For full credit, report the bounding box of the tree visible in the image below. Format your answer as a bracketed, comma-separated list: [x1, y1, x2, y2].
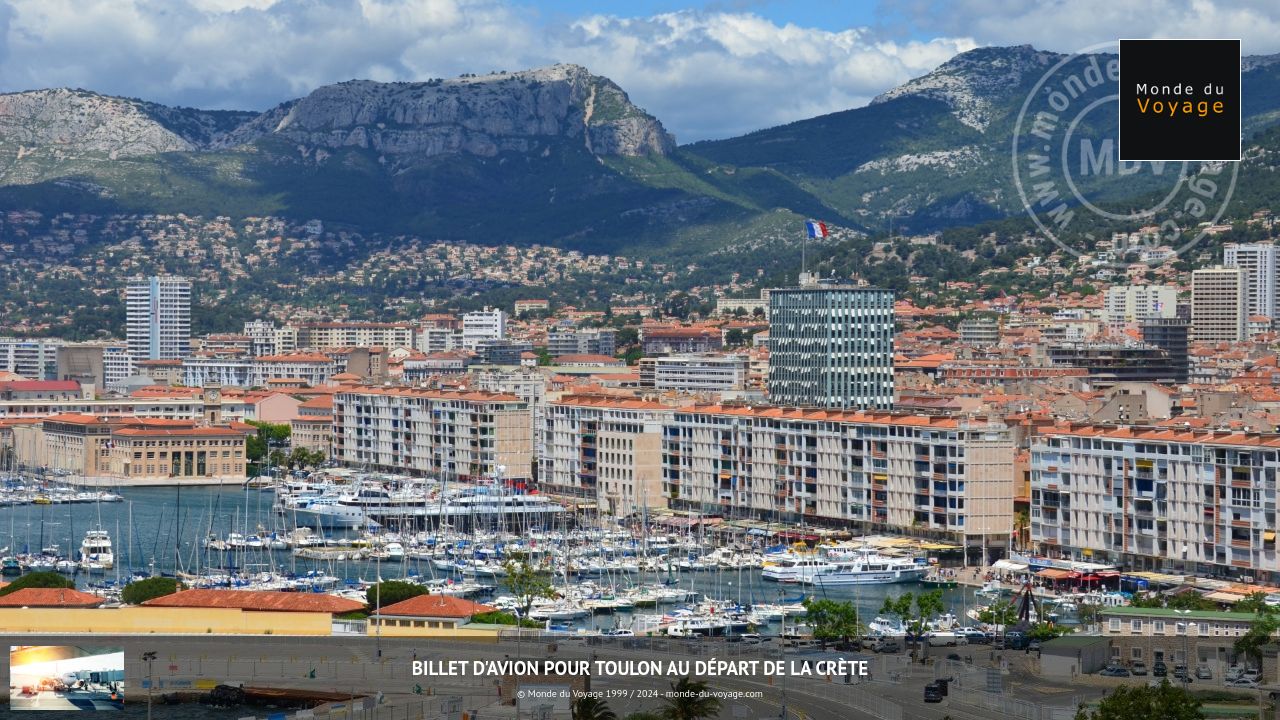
[0, 571, 75, 595]
[1165, 592, 1217, 612]
[121, 577, 183, 605]
[1074, 681, 1202, 720]
[500, 552, 555, 619]
[724, 328, 745, 347]
[910, 589, 946, 657]
[1233, 611, 1279, 669]
[659, 676, 721, 720]
[1231, 591, 1272, 615]
[571, 696, 618, 720]
[367, 580, 427, 609]
[802, 598, 862, 649]
[246, 421, 291, 462]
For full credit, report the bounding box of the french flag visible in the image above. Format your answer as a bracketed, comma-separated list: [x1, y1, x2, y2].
[805, 220, 828, 239]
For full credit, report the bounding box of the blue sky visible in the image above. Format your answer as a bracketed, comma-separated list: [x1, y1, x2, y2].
[0, 0, 1277, 142]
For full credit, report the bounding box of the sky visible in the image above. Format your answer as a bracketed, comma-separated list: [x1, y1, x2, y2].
[0, 0, 1278, 142]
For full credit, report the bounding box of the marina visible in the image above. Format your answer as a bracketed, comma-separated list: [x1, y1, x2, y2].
[0, 473, 1045, 636]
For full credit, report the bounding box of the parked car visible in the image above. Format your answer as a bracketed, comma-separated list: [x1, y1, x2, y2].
[1172, 664, 1192, 682]
[1028, 640, 1042, 652]
[1227, 678, 1259, 689]
[1130, 661, 1148, 676]
[1153, 661, 1168, 677]
[1194, 663, 1212, 679]
[1241, 668, 1262, 683]
[1226, 665, 1245, 681]
[927, 632, 967, 647]
[946, 653, 964, 662]
[1099, 666, 1131, 677]
[923, 683, 943, 703]
[958, 629, 989, 644]
[873, 639, 902, 654]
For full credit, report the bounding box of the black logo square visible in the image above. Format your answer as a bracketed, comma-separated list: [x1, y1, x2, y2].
[1120, 39, 1240, 161]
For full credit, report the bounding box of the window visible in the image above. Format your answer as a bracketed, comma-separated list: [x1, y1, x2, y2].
[1154, 621, 1165, 634]
[1131, 620, 1143, 632]
[1131, 647, 1143, 660]
[1109, 619, 1121, 632]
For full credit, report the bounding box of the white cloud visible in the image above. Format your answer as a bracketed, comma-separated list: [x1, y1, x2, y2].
[0, 0, 975, 141]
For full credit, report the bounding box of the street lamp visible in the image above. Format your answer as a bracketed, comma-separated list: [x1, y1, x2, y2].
[1173, 609, 1191, 691]
[142, 651, 157, 720]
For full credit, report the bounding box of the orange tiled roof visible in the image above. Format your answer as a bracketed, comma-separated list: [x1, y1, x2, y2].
[0, 587, 103, 607]
[377, 594, 495, 618]
[142, 589, 363, 613]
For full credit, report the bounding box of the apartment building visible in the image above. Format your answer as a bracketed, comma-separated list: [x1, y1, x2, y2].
[1103, 285, 1178, 328]
[547, 328, 617, 358]
[332, 387, 532, 483]
[252, 354, 335, 387]
[958, 317, 1000, 346]
[291, 395, 333, 457]
[641, 327, 722, 356]
[292, 322, 415, 350]
[1224, 243, 1278, 321]
[1191, 267, 1247, 342]
[461, 308, 506, 349]
[1031, 423, 1280, 582]
[126, 276, 191, 362]
[637, 354, 749, 392]
[663, 405, 1015, 560]
[0, 337, 61, 380]
[541, 395, 673, 515]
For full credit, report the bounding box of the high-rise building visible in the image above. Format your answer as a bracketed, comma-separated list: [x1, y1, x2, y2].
[1103, 285, 1178, 328]
[767, 281, 894, 410]
[126, 276, 191, 362]
[1224, 243, 1278, 321]
[1190, 267, 1246, 342]
[0, 337, 61, 380]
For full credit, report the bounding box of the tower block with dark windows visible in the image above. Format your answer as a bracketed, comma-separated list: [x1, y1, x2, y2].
[767, 275, 895, 410]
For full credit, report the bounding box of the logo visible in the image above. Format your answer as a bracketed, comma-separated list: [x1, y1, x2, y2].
[1012, 41, 1237, 270]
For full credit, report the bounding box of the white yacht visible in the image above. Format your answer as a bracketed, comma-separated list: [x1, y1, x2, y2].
[807, 550, 927, 586]
[79, 529, 114, 571]
[761, 556, 830, 583]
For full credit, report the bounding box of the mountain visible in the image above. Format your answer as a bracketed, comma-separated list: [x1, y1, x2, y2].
[2, 48, 1280, 259]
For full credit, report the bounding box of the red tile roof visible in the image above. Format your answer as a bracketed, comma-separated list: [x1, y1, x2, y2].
[0, 587, 104, 607]
[0, 380, 80, 392]
[142, 589, 364, 613]
[376, 594, 494, 618]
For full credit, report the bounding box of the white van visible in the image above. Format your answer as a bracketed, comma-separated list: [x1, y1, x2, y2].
[927, 632, 968, 647]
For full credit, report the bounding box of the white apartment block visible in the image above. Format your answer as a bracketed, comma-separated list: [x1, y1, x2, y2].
[1031, 424, 1280, 582]
[0, 337, 61, 380]
[1191, 267, 1247, 342]
[663, 406, 1014, 559]
[473, 370, 548, 457]
[541, 395, 673, 516]
[638, 354, 749, 392]
[181, 353, 336, 388]
[416, 327, 463, 353]
[332, 387, 532, 483]
[126, 276, 191, 362]
[461, 308, 506, 349]
[1103, 285, 1178, 328]
[1224, 243, 1278, 321]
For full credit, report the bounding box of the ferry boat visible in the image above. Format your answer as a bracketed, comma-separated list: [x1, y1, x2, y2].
[807, 550, 927, 586]
[79, 529, 114, 571]
[761, 556, 831, 583]
[291, 488, 564, 529]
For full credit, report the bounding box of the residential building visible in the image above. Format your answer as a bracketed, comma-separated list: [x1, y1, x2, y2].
[475, 339, 534, 366]
[958, 317, 1000, 346]
[1224, 242, 1278, 321]
[715, 296, 768, 318]
[415, 327, 462, 353]
[1140, 317, 1191, 384]
[641, 327, 722, 356]
[637, 354, 749, 392]
[126, 276, 192, 362]
[547, 329, 617, 358]
[513, 299, 550, 316]
[292, 322, 415, 350]
[291, 395, 333, 458]
[332, 387, 532, 484]
[1099, 606, 1257, 670]
[252, 354, 335, 387]
[542, 395, 672, 515]
[663, 406, 1014, 562]
[461, 308, 506, 349]
[473, 370, 548, 458]
[1031, 423, 1280, 582]
[1191, 267, 1247, 342]
[1047, 342, 1185, 386]
[243, 320, 282, 356]
[1103, 285, 1178, 328]
[0, 337, 61, 380]
[767, 282, 895, 410]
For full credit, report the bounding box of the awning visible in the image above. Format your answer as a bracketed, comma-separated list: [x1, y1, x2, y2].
[1204, 591, 1244, 604]
[1266, 531, 1276, 542]
[747, 528, 770, 536]
[993, 559, 1029, 572]
[1037, 568, 1074, 580]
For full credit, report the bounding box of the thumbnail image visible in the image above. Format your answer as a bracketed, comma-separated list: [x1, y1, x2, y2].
[9, 646, 125, 711]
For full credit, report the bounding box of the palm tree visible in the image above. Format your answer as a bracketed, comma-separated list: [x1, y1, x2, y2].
[660, 677, 722, 720]
[572, 696, 618, 720]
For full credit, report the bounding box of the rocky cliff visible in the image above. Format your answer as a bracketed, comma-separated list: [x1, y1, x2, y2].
[216, 64, 674, 160]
